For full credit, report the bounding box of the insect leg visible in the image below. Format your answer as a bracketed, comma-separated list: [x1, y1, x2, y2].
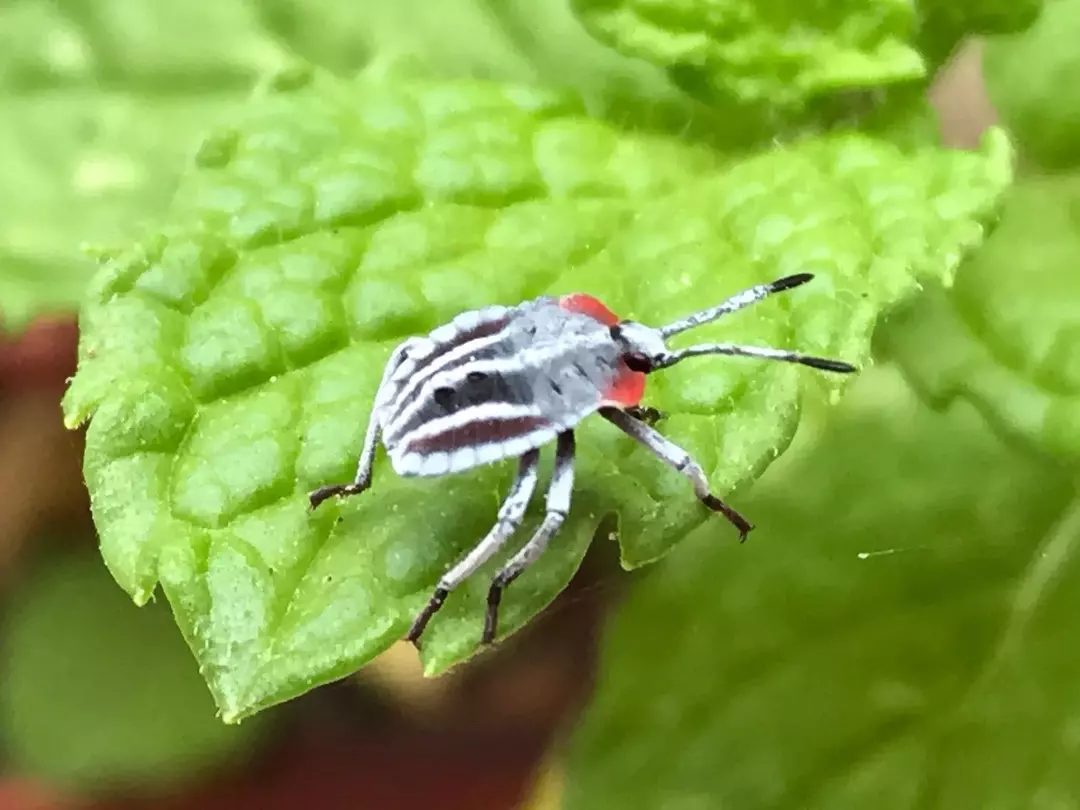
[406, 448, 541, 648]
[483, 430, 576, 645]
[309, 338, 423, 511]
[599, 407, 753, 541]
[652, 342, 856, 374]
[623, 405, 666, 426]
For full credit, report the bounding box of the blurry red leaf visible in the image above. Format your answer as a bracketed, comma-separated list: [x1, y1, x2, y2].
[0, 317, 79, 392]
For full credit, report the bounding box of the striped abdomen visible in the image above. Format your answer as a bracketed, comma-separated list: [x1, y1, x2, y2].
[377, 298, 632, 477]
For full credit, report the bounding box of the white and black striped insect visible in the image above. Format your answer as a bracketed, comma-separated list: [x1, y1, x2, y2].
[309, 273, 856, 647]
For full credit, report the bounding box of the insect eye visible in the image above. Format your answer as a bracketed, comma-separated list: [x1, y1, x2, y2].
[624, 353, 652, 373]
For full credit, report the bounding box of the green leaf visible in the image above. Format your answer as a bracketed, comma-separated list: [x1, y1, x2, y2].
[569, 0, 927, 114]
[0, 0, 716, 334]
[0, 0, 290, 91]
[0, 0, 96, 90]
[259, 0, 758, 149]
[880, 174, 1080, 464]
[263, 0, 536, 81]
[0, 0, 276, 333]
[0, 551, 268, 791]
[0, 94, 240, 332]
[984, 0, 1080, 171]
[916, 0, 1042, 70]
[62, 67, 1013, 721]
[563, 367, 1080, 809]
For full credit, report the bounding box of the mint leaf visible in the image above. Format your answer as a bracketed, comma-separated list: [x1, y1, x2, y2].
[983, 0, 1080, 171]
[0, 95, 239, 332]
[0, 552, 267, 791]
[0, 0, 707, 334]
[62, 67, 1013, 720]
[262, 0, 750, 149]
[563, 368, 1079, 809]
[880, 174, 1080, 464]
[569, 0, 926, 113]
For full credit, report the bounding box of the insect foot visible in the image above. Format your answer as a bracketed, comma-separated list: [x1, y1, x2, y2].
[702, 494, 754, 542]
[599, 407, 756, 541]
[481, 506, 567, 644]
[624, 404, 666, 425]
[406, 587, 449, 650]
[307, 481, 370, 511]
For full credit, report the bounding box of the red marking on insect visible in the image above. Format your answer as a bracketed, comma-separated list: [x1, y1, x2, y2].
[602, 364, 646, 408]
[559, 293, 619, 326]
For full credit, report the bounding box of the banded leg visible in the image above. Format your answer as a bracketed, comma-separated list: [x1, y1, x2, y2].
[599, 407, 753, 541]
[406, 448, 541, 647]
[309, 338, 422, 510]
[483, 430, 576, 645]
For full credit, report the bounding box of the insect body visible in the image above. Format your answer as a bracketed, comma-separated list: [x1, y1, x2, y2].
[310, 273, 856, 647]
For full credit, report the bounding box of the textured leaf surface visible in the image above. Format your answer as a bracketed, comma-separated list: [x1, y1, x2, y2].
[569, 0, 926, 110]
[880, 174, 1080, 464]
[62, 67, 1012, 720]
[564, 368, 1080, 809]
[0, 552, 266, 790]
[0, 0, 713, 335]
[0, 95, 238, 332]
[983, 0, 1080, 172]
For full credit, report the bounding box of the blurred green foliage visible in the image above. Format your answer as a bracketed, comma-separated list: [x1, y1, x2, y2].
[883, 0, 1080, 463]
[565, 368, 1079, 808]
[0, 553, 267, 791]
[1, 0, 1068, 801]
[881, 176, 1080, 462]
[571, 0, 927, 110]
[983, 0, 1080, 171]
[565, 1, 1080, 807]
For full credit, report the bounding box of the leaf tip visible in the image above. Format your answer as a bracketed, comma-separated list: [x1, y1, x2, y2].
[219, 709, 242, 726]
[980, 126, 1016, 188]
[60, 387, 89, 431]
[61, 413, 84, 431]
[420, 656, 444, 679]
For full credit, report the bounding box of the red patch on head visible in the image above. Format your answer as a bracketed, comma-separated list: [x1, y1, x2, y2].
[602, 362, 647, 408]
[559, 293, 619, 326]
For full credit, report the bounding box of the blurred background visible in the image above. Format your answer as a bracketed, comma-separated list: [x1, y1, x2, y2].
[0, 0, 1026, 807]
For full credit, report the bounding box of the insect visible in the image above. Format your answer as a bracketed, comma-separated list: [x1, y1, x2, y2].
[309, 273, 857, 647]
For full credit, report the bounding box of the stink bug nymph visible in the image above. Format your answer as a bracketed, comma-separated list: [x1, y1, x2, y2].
[310, 273, 856, 647]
